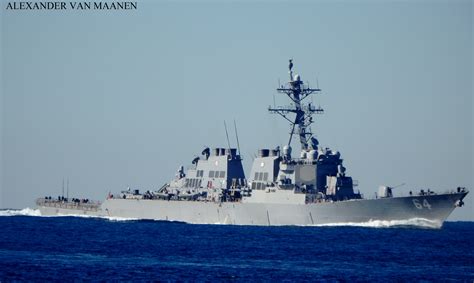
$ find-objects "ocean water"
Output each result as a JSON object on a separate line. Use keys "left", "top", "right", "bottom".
{"left": 0, "top": 209, "right": 473, "bottom": 281}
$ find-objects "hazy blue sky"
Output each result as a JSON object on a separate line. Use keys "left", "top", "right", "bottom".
{"left": 1, "top": 0, "right": 472, "bottom": 220}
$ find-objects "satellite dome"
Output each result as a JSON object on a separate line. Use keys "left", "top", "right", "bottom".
{"left": 294, "top": 74, "right": 301, "bottom": 81}
{"left": 308, "top": 150, "right": 318, "bottom": 160}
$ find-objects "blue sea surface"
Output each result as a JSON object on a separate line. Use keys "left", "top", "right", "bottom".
{"left": 0, "top": 213, "right": 473, "bottom": 281}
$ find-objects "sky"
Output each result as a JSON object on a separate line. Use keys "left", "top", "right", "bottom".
{"left": 1, "top": 0, "right": 472, "bottom": 220}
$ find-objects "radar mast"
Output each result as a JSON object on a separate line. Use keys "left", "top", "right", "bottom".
{"left": 269, "top": 60, "right": 324, "bottom": 151}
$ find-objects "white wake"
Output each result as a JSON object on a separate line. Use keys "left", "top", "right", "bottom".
{"left": 0, "top": 208, "right": 42, "bottom": 217}
{"left": 0, "top": 208, "right": 137, "bottom": 222}
{"left": 52, "top": 213, "right": 139, "bottom": 222}
{"left": 312, "top": 218, "right": 442, "bottom": 229}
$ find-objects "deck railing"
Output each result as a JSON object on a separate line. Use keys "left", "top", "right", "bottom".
{"left": 36, "top": 198, "right": 101, "bottom": 211}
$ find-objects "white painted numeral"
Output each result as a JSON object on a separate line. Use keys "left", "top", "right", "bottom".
{"left": 423, "top": 199, "right": 432, "bottom": 210}
{"left": 413, "top": 199, "right": 423, "bottom": 209}
{"left": 412, "top": 199, "right": 431, "bottom": 210}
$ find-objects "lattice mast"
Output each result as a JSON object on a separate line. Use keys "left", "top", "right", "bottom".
{"left": 269, "top": 59, "right": 324, "bottom": 151}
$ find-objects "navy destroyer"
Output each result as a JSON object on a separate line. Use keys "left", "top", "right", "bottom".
{"left": 37, "top": 60, "right": 469, "bottom": 227}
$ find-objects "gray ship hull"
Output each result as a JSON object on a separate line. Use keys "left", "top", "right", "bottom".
{"left": 37, "top": 192, "right": 467, "bottom": 228}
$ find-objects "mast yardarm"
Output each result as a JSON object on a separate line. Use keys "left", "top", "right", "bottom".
{"left": 268, "top": 60, "right": 324, "bottom": 151}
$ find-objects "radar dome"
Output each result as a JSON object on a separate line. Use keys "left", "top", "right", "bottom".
{"left": 308, "top": 150, "right": 318, "bottom": 160}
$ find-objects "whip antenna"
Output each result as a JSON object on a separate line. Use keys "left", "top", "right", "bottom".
{"left": 234, "top": 120, "right": 241, "bottom": 156}
{"left": 224, "top": 121, "right": 231, "bottom": 151}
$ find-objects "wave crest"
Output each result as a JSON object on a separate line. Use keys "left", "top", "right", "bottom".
{"left": 45, "top": 213, "right": 139, "bottom": 222}
{"left": 313, "top": 218, "right": 442, "bottom": 229}
{"left": 0, "top": 208, "right": 137, "bottom": 222}
{"left": 0, "top": 208, "right": 42, "bottom": 217}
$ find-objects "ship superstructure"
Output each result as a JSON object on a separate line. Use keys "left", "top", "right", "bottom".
{"left": 261, "top": 59, "right": 360, "bottom": 202}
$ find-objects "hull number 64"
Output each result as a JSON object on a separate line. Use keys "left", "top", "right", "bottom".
{"left": 412, "top": 199, "right": 432, "bottom": 210}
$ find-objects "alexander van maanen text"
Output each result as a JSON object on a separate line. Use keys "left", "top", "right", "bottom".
{"left": 6, "top": 2, "right": 138, "bottom": 10}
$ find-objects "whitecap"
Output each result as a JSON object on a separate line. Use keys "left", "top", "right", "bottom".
{"left": 312, "top": 218, "right": 442, "bottom": 229}
{"left": 0, "top": 208, "right": 42, "bottom": 217}
{"left": 0, "top": 208, "right": 138, "bottom": 222}
{"left": 49, "top": 213, "right": 139, "bottom": 222}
